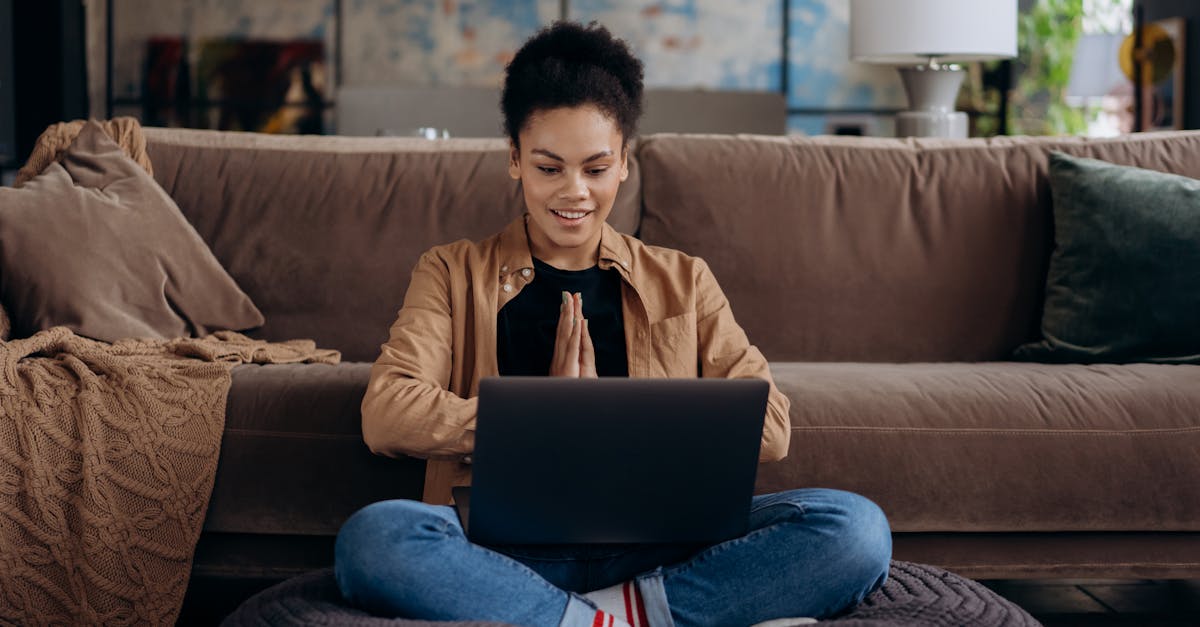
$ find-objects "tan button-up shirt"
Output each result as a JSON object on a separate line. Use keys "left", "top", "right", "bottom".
{"left": 361, "top": 216, "right": 791, "bottom": 504}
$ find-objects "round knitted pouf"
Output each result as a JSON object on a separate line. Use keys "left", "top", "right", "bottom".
{"left": 221, "top": 561, "right": 1039, "bottom": 627}
{"left": 822, "top": 561, "right": 1041, "bottom": 626}
{"left": 219, "top": 569, "right": 512, "bottom": 627}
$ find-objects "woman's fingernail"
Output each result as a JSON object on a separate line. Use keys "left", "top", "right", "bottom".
{"left": 562, "top": 291, "right": 570, "bottom": 306}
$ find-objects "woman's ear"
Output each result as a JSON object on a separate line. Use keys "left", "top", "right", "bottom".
{"left": 508, "top": 144, "right": 521, "bottom": 180}
{"left": 619, "top": 145, "right": 630, "bottom": 182}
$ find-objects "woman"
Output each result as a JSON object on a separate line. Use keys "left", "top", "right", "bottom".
{"left": 335, "top": 21, "right": 891, "bottom": 627}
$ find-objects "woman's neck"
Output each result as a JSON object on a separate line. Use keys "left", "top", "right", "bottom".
{"left": 531, "top": 245, "right": 600, "bottom": 271}
{"left": 526, "top": 224, "right": 601, "bottom": 271}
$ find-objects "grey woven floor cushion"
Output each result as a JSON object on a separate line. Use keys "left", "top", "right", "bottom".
{"left": 825, "top": 561, "right": 1040, "bottom": 626}
{"left": 219, "top": 568, "right": 512, "bottom": 626}
{"left": 221, "top": 560, "right": 1039, "bottom": 626}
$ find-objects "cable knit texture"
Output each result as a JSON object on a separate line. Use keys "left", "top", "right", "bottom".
{"left": 12, "top": 117, "right": 153, "bottom": 188}
{"left": 0, "top": 327, "right": 339, "bottom": 626}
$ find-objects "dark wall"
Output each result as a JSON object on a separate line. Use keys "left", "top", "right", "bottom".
{"left": 11, "top": 0, "right": 88, "bottom": 164}
{"left": 1142, "top": 0, "right": 1200, "bottom": 129}
{"left": 0, "top": 0, "right": 15, "bottom": 166}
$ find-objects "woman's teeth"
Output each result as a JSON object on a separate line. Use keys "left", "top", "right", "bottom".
{"left": 552, "top": 210, "right": 587, "bottom": 219}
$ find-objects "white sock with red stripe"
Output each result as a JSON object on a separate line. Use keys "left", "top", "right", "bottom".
{"left": 584, "top": 580, "right": 649, "bottom": 627}
{"left": 586, "top": 610, "right": 632, "bottom": 627}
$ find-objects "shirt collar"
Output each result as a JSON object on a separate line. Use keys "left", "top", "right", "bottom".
{"left": 496, "top": 216, "right": 534, "bottom": 278}
{"left": 496, "top": 214, "right": 633, "bottom": 278}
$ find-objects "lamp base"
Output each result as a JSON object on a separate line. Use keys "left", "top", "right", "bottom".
{"left": 896, "top": 111, "right": 968, "bottom": 138}
{"left": 895, "top": 64, "right": 969, "bottom": 139}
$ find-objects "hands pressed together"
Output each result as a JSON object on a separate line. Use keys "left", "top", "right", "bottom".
{"left": 549, "top": 291, "right": 597, "bottom": 378}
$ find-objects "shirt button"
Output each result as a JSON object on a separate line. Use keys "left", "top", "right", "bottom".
{"left": 463, "top": 455, "right": 473, "bottom": 464}
{"left": 502, "top": 283, "right": 512, "bottom": 292}
{"left": 620, "top": 261, "right": 629, "bottom": 269}
{"left": 521, "top": 268, "right": 532, "bottom": 277}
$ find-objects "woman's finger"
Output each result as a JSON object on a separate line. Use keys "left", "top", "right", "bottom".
{"left": 579, "top": 318, "right": 598, "bottom": 378}
{"left": 556, "top": 291, "right": 573, "bottom": 341}
{"left": 550, "top": 291, "right": 577, "bottom": 376}
{"left": 566, "top": 294, "right": 583, "bottom": 364}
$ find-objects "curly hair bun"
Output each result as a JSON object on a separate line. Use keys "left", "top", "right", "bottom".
{"left": 502, "top": 21, "right": 645, "bottom": 145}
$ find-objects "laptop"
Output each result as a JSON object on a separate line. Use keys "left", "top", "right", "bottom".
{"left": 453, "top": 377, "right": 768, "bottom": 545}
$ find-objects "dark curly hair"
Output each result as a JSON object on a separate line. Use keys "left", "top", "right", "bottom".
{"left": 501, "top": 21, "right": 644, "bottom": 148}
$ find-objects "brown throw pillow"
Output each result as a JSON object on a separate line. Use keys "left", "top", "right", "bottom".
{"left": 0, "top": 120, "right": 264, "bottom": 342}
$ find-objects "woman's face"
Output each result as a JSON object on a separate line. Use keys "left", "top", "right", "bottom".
{"left": 509, "top": 104, "right": 628, "bottom": 269}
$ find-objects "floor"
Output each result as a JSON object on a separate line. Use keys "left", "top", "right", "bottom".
{"left": 177, "top": 577, "right": 1200, "bottom": 625}
{"left": 980, "top": 578, "right": 1200, "bottom": 626}
{"left": 177, "top": 576, "right": 280, "bottom": 626}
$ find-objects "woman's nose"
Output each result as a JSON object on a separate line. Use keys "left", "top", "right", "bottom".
{"left": 558, "top": 172, "right": 588, "bottom": 199}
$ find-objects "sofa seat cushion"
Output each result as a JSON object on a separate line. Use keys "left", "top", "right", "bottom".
{"left": 203, "top": 363, "right": 424, "bottom": 536}
{"left": 758, "top": 362, "right": 1200, "bottom": 533}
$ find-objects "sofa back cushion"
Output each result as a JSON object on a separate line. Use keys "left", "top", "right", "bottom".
{"left": 144, "top": 129, "right": 641, "bottom": 362}
{"left": 637, "top": 132, "right": 1200, "bottom": 361}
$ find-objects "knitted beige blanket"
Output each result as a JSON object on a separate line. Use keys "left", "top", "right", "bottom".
{"left": 0, "top": 327, "right": 339, "bottom": 626}
{"left": 13, "top": 117, "right": 153, "bottom": 188}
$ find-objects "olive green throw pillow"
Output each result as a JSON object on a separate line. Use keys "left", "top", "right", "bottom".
{"left": 1014, "top": 151, "right": 1200, "bottom": 363}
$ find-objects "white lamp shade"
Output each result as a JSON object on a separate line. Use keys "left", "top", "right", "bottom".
{"left": 851, "top": 0, "right": 1018, "bottom": 64}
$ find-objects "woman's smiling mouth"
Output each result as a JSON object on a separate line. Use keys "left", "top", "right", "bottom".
{"left": 550, "top": 209, "right": 591, "bottom": 225}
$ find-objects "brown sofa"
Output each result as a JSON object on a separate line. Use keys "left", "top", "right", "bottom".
{"left": 139, "top": 128, "right": 1200, "bottom": 593}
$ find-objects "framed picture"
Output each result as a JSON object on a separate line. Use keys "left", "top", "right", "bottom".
{"left": 1123, "top": 16, "right": 1186, "bottom": 131}
{"left": 195, "top": 39, "right": 327, "bottom": 134}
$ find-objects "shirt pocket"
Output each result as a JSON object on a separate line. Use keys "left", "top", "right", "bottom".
{"left": 650, "top": 312, "right": 698, "bottom": 377}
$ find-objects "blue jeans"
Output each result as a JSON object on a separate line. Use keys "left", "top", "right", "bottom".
{"left": 335, "top": 488, "right": 891, "bottom": 627}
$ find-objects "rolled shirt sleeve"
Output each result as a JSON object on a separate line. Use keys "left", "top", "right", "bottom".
{"left": 693, "top": 258, "right": 792, "bottom": 462}
{"left": 361, "top": 252, "right": 477, "bottom": 460}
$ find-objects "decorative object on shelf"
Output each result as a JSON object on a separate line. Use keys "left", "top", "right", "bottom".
{"left": 411, "top": 127, "right": 451, "bottom": 139}
{"left": 1122, "top": 16, "right": 1186, "bottom": 131}
{"left": 197, "top": 39, "right": 327, "bottom": 134}
{"left": 143, "top": 37, "right": 189, "bottom": 128}
{"left": 140, "top": 38, "right": 327, "bottom": 134}
{"left": 850, "top": 0, "right": 1017, "bottom": 138}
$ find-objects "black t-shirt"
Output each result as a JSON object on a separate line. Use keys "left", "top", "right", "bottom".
{"left": 497, "top": 257, "right": 628, "bottom": 377}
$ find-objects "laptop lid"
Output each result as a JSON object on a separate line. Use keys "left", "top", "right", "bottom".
{"left": 465, "top": 377, "right": 768, "bottom": 545}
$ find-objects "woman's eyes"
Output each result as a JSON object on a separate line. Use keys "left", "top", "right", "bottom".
{"left": 536, "top": 166, "right": 609, "bottom": 176}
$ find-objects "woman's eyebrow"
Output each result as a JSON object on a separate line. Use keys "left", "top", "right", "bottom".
{"left": 531, "top": 148, "right": 613, "bottom": 163}
{"left": 531, "top": 148, "right": 563, "bottom": 161}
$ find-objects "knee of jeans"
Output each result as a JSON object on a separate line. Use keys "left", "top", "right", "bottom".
{"left": 831, "top": 491, "right": 893, "bottom": 594}
{"left": 334, "top": 500, "right": 454, "bottom": 603}
{"left": 340, "top": 499, "right": 446, "bottom": 545}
